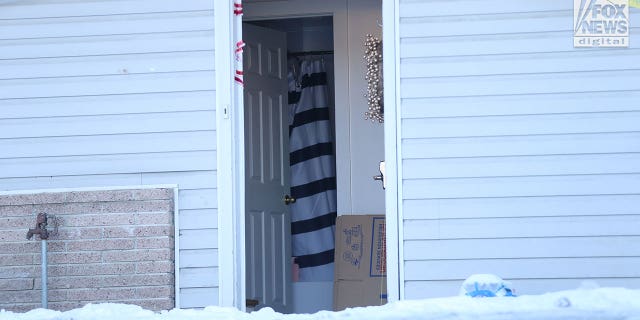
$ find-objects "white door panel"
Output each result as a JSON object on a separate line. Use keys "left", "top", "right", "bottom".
{"left": 243, "top": 23, "right": 291, "bottom": 313}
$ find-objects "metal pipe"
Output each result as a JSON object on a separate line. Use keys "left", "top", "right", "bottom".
{"left": 41, "top": 239, "right": 48, "bottom": 309}
{"left": 27, "top": 213, "right": 50, "bottom": 309}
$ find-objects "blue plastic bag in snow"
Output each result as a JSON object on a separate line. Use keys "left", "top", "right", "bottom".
{"left": 460, "top": 274, "right": 516, "bottom": 297}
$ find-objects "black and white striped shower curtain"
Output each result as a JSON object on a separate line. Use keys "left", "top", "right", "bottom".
{"left": 288, "top": 58, "right": 336, "bottom": 281}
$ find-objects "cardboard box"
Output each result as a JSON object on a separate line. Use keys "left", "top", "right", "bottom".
{"left": 333, "top": 215, "right": 387, "bottom": 311}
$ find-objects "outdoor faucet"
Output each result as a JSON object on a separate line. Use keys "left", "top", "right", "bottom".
{"left": 26, "top": 213, "right": 49, "bottom": 240}
{"left": 26, "top": 212, "right": 51, "bottom": 308}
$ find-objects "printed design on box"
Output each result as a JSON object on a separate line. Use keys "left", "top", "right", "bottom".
{"left": 369, "top": 217, "right": 386, "bottom": 277}
{"left": 334, "top": 215, "right": 387, "bottom": 311}
{"left": 333, "top": 215, "right": 387, "bottom": 311}
{"left": 341, "top": 224, "right": 363, "bottom": 269}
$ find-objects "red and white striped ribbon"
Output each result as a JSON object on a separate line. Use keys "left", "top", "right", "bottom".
{"left": 235, "top": 40, "right": 246, "bottom": 60}
{"left": 234, "top": 70, "right": 244, "bottom": 85}
{"left": 233, "top": 0, "right": 244, "bottom": 87}
{"left": 233, "top": 1, "right": 243, "bottom": 16}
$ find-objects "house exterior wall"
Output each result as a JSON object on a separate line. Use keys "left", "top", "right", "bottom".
{"left": 0, "top": 0, "right": 218, "bottom": 308}
{"left": 398, "top": 1, "right": 640, "bottom": 298}
{"left": 0, "top": 188, "right": 174, "bottom": 312}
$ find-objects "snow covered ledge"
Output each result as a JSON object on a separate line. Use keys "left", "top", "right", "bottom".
{"left": 2, "top": 288, "right": 639, "bottom": 320}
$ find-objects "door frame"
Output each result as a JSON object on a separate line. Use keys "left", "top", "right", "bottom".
{"left": 215, "top": 0, "right": 403, "bottom": 310}
{"left": 381, "top": 0, "right": 403, "bottom": 301}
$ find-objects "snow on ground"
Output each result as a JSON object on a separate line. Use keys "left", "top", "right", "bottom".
{"left": 2, "top": 288, "right": 640, "bottom": 320}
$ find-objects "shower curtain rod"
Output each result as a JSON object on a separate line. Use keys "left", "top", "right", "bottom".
{"left": 288, "top": 50, "right": 334, "bottom": 57}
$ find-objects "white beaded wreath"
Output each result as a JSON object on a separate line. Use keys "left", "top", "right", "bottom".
{"left": 364, "top": 34, "right": 383, "bottom": 123}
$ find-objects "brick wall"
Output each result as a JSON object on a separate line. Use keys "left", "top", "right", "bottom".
{"left": 0, "top": 188, "right": 175, "bottom": 312}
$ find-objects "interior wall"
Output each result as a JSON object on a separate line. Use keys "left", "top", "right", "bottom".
{"left": 285, "top": 20, "right": 333, "bottom": 52}
{"left": 346, "top": 0, "right": 384, "bottom": 215}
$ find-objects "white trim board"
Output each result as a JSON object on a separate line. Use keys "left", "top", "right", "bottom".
{"left": 382, "top": 0, "right": 403, "bottom": 301}
{"left": 173, "top": 186, "right": 181, "bottom": 308}
{"left": 214, "top": 0, "right": 238, "bottom": 309}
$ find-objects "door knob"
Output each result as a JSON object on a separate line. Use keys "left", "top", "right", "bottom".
{"left": 284, "top": 195, "right": 296, "bottom": 205}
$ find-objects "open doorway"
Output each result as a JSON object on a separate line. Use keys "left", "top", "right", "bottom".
{"left": 242, "top": 16, "right": 337, "bottom": 314}
{"left": 240, "top": 0, "right": 385, "bottom": 314}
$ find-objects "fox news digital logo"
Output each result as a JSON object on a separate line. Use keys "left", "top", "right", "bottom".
{"left": 574, "top": 0, "right": 629, "bottom": 47}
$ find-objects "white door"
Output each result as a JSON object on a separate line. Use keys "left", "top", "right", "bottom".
{"left": 243, "top": 23, "right": 292, "bottom": 313}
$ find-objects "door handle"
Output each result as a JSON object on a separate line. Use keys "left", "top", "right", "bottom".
{"left": 284, "top": 195, "right": 296, "bottom": 205}
{"left": 373, "top": 161, "right": 386, "bottom": 189}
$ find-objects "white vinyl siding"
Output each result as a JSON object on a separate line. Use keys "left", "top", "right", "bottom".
{"left": 0, "top": 0, "right": 218, "bottom": 308}
{"left": 398, "top": 0, "right": 640, "bottom": 298}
